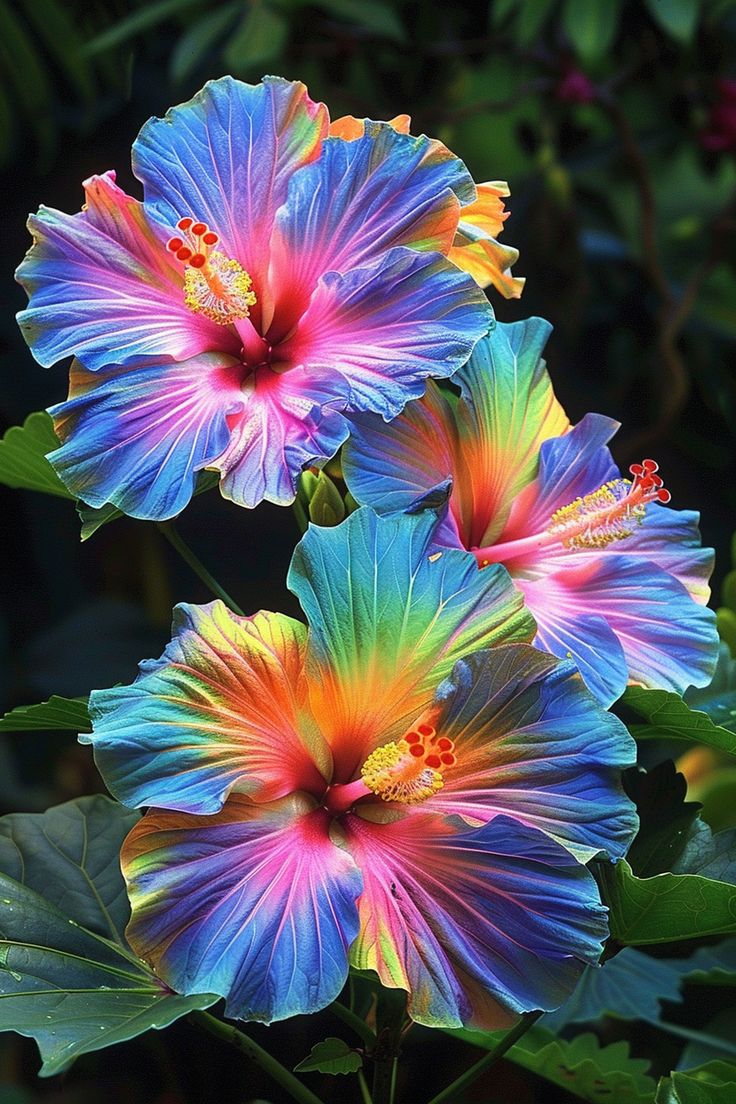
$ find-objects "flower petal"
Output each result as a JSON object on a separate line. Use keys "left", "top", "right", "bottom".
{"left": 16, "top": 172, "right": 224, "bottom": 370}
{"left": 498, "top": 413, "right": 619, "bottom": 546}
{"left": 344, "top": 319, "right": 568, "bottom": 547}
{"left": 123, "top": 796, "right": 362, "bottom": 1022}
{"left": 343, "top": 381, "right": 465, "bottom": 544}
{"left": 48, "top": 352, "right": 241, "bottom": 520}
{"left": 268, "top": 124, "right": 475, "bottom": 333}
{"left": 520, "top": 555, "right": 719, "bottom": 703}
{"left": 427, "top": 645, "right": 638, "bottom": 861}
{"left": 209, "top": 366, "right": 349, "bottom": 509}
{"left": 288, "top": 508, "right": 534, "bottom": 779}
{"left": 328, "top": 114, "right": 412, "bottom": 139}
{"left": 84, "top": 603, "right": 329, "bottom": 813}
{"left": 132, "top": 76, "right": 328, "bottom": 304}
{"left": 449, "top": 182, "right": 525, "bottom": 298}
{"left": 285, "top": 247, "right": 494, "bottom": 422}
{"left": 344, "top": 810, "right": 608, "bottom": 1028}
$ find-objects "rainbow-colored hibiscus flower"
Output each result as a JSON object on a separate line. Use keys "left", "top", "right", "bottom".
{"left": 343, "top": 319, "right": 719, "bottom": 706}
{"left": 16, "top": 76, "right": 521, "bottom": 519}
{"left": 83, "top": 508, "right": 636, "bottom": 1028}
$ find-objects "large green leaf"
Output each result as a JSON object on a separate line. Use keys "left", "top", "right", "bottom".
{"left": 0, "top": 797, "right": 217, "bottom": 1075}
{"left": 446, "top": 1024, "right": 656, "bottom": 1102}
{"left": 544, "top": 947, "right": 683, "bottom": 1029}
{"left": 0, "top": 796, "right": 135, "bottom": 941}
{"left": 621, "top": 687, "right": 736, "bottom": 757}
{"left": 0, "top": 695, "right": 91, "bottom": 734}
{"left": 0, "top": 411, "right": 74, "bottom": 499}
{"left": 604, "top": 860, "right": 736, "bottom": 945}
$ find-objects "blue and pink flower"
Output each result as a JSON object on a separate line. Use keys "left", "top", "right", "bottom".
{"left": 16, "top": 77, "right": 522, "bottom": 518}
{"left": 83, "top": 508, "right": 637, "bottom": 1028}
{"left": 343, "top": 318, "right": 719, "bottom": 705}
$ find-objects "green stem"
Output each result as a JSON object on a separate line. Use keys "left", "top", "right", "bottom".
{"left": 358, "top": 1069, "right": 374, "bottom": 1104}
{"left": 659, "top": 1020, "right": 736, "bottom": 1060}
{"left": 157, "top": 521, "right": 245, "bottom": 615}
{"left": 191, "top": 1010, "right": 324, "bottom": 1104}
{"left": 372, "top": 990, "right": 405, "bottom": 1104}
{"left": 426, "top": 1011, "right": 543, "bottom": 1104}
{"left": 328, "top": 999, "right": 377, "bottom": 1047}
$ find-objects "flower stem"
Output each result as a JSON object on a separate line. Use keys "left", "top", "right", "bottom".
{"left": 157, "top": 521, "right": 245, "bottom": 616}
{"left": 358, "top": 1069, "right": 374, "bottom": 1104}
{"left": 371, "top": 989, "right": 406, "bottom": 1104}
{"left": 328, "top": 999, "right": 377, "bottom": 1047}
{"left": 190, "top": 1010, "right": 324, "bottom": 1104}
{"left": 426, "top": 1011, "right": 543, "bottom": 1104}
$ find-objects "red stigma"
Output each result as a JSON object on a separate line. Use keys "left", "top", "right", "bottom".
{"left": 167, "top": 236, "right": 184, "bottom": 252}
{"left": 405, "top": 731, "right": 421, "bottom": 745}
{"left": 177, "top": 217, "right": 193, "bottom": 231}
{"left": 409, "top": 744, "right": 424, "bottom": 758}
{"left": 191, "top": 222, "right": 207, "bottom": 236}
{"left": 189, "top": 253, "right": 207, "bottom": 268}
{"left": 176, "top": 246, "right": 193, "bottom": 262}
{"left": 629, "top": 459, "right": 670, "bottom": 504}
{"left": 425, "top": 754, "right": 441, "bottom": 769}
{"left": 202, "top": 231, "right": 219, "bottom": 246}
{"left": 417, "top": 724, "right": 434, "bottom": 737}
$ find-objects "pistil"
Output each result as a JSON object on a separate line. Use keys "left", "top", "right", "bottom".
{"left": 473, "top": 459, "right": 671, "bottom": 567}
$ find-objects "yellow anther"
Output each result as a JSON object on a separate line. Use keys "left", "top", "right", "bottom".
{"left": 183, "top": 253, "right": 256, "bottom": 325}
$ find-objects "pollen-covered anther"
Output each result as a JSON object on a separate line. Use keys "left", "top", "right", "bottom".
{"left": 361, "top": 723, "right": 455, "bottom": 805}
{"left": 547, "top": 460, "right": 670, "bottom": 551}
{"left": 167, "top": 215, "right": 255, "bottom": 325}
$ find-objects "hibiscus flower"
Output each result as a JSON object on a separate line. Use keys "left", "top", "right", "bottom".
{"left": 83, "top": 508, "right": 636, "bottom": 1027}
{"left": 16, "top": 76, "right": 520, "bottom": 518}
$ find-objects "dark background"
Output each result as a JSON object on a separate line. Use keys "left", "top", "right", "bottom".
{"left": 0, "top": 0, "right": 735, "bottom": 1100}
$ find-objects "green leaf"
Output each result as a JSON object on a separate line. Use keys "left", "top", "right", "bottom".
{"left": 644, "top": 0, "right": 701, "bottom": 42}
{"left": 294, "top": 1037, "right": 363, "bottom": 1075}
{"left": 678, "top": 1012, "right": 736, "bottom": 1071}
{"left": 0, "top": 876, "right": 215, "bottom": 1076}
{"left": 0, "top": 796, "right": 136, "bottom": 941}
{"left": 671, "top": 818, "right": 736, "bottom": 884}
{"left": 223, "top": 2, "right": 289, "bottom": 74}
{"left": 657, "top": 1062, "right": 736, "bottom": 1103}
{"left": 543, "top": 947, "right": 684, "bottom": 1029}
{"left": 604, "top": 859, "right": 736, "bottom": 945}
{"left": 624, "top": 762, "right": 702, "bottom": 877}
{"left": 169, "top": 3, "right": 241, "bottom": 83}
{"left": 562, "top": 0, "right": 621, "bottom": 62}
{"left": 621, "top": 686, "right": 736, "bottom": 757}
{"left": 446, "top": 1024, "right": 656, "bottom": 1102}
{"left": 0, "top": 411, "right": 74, "bottom": 499}
{"left": 686, "top": 646, "right": 736, "bottom": 733}
{"left": 0, "top": 797, "right": 217, "bottom": 1075}
{"left": 681, "top": 937, "right": 736, "bottom": 986}
{"left": 0, "top": 695, "right": 91, "bottom": 734}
